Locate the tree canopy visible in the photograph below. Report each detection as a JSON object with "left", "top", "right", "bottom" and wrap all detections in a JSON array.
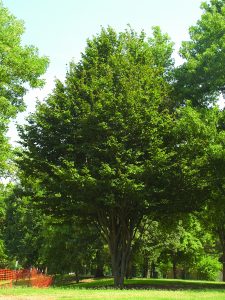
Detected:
[
  {"left": 17, "top": 22, "right": 220, "bottom": 286},
  {"left": 3, "top": 0, "right": 225, "bottom": 288},
  {"left": 18, "top": 26, "right": 179, "bottom": 287}
]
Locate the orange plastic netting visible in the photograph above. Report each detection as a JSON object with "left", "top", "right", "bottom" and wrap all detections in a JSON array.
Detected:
[{"left": 0, "top": 268, "right": 53, "bottom": 288}]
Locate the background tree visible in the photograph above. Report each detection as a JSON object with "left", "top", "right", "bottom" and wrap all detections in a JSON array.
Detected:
[
  {"left": 198, "top": 108, "right": 225, "bottom": 281},
  {"left": 131, "top": 219, "right": 163, "bottom": 279},
  {"left": 174, "top": 0, "right": 225, "bottom": 107},
  {"left": 0, "top": 183, "right": 9, "bottom": 267},
  {"left": 40, "top": 220, "right": 105, "bottom": 281},
  {"left": 4, "top": 185, "right": 45, "bottom": 268},
  {"left": 0, "top": 1, "right": 48, "bottom": 177},
  {"left": 129, "top": 213, "right": 218, "bottom": 280},
  {"left": 171, "top": 0, "right": 225, "bottom": 278},
  {"left": 158, "top": 214, "right": 217, "bottom": 280}
]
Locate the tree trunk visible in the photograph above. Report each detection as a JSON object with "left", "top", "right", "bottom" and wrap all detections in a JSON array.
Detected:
[
  {"left": 181, "top": 269, "right": 186, "bottom": 280},
  {"left": 217, "top": 227, "right": 225, "bottom": 282},
  {"left": 142, "top": 255, "right": 149, "bottom": 278},
  {"left": 110, "top": 244, "right": 130, "bottom": 288},
  {"left": 75, "top": 271, "right": 79, "bottom": 283},
  {"left": 95, "top": 265, "right": 104, "bottom": 278},
  {"left": 97, "top": 210, "right": 139, "bottom": 288},
  {"left": 151, "top": 262, "right": 157, "bottom": 278},
  {"left": 108, "top": 221, "right": 133, "bottom": 288},
  {"left": 222, "top": 245, "right": 225, "bottom": 282},
  {"left": 172, "top": 261, "right": 177, "bottom": 279},
  {"left": 125, "top": 259, "right": 132, "bottom": 279},
  {"left": 223, "top": 262, "right": 225, "bottom": 282},
  {"left": 94, "top": 249, "right": 104, "bottom": 278}
]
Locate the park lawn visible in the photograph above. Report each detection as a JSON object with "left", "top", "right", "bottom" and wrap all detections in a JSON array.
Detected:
[
  {"left": 1, "top": 287, "right": 225, "bottom": 300},
  {"left": 1, "top": 278, "right": 225, "bottom": 299},
  {"left": 54, "top": 276, "right": 225, "bottom": 289}
]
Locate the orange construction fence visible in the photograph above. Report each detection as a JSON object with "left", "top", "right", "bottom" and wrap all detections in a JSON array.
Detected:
[{"left": 0, "top": 268, "right": 53, "bottom": 288}]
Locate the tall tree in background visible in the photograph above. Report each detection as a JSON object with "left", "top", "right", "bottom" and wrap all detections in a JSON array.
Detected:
[
  {"left": 40, "top": 220, "right": 104, "bottom": 280},
  {"left": 0, "top": 1, "right": 48, "bottom": 176},
  {"left": 0, "top": 2, "right": 48, "bottom": 266},
  {"left": 173, "top": 0, "right": 225, "bottom": 279},
  {"left": 174, "top": 0, "right": 225, "bottom": 107},
  {"left": 4, "top": 185, "right": 45, "bottom": 268},
  {"left": 200, "top": 108, "right": 225, "bottom": 281},
  {"left": 0, "top": 184, "right": 9, "bottom": 267}
]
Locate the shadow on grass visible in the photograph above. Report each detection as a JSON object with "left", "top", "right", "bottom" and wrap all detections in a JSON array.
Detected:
[{"left": 53, "top": 276, "right": 225, "bottom": 290}]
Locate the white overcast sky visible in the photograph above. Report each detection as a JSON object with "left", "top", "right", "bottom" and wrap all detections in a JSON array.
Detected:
[{"left": 3, "top": 0, "right": 206, "bottom": 144}]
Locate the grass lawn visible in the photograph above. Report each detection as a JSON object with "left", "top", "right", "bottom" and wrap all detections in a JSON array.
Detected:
[
  {"left": 1, "top": 278, "right": 225, "bottom": 300},
  {"left": 79, "top": 277, "right": 225, "bottom": 289},
  {"left": 1, "top": 287, "right": 225, "bottom": 300}
]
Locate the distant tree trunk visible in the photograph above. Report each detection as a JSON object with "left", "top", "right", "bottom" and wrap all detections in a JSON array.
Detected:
[
  {"left": 181, "top": 269, "right": 186, "bottom": 280},
  {"left": 75, "top": 271, "right": 79, "bottom": 283},
  {"left": 126, "top": 259, "right": 132, "bottom": 279},
  {"left": 94, "top": 265, "right": 104, "bottom": 278},
  {"left": 142, "top": 255, "right": 149, "bottom": 278},
  {"left": 94, "top": 249, "right": 104, "bottom": 278},
  {"left": 172, "top": 261, "right": 177, "bottom": 279},
  {"left": 151, "top": 262, "right": 157, "bottom": 278},
  {"left": 217, "top": 227, "right": 225, "bottom": 282},
  {"left": 223, "top": 262, "right": 225, "bottom": 282},
  {"left": 221, "top": 245, "right": 225, "bottom": 282}
]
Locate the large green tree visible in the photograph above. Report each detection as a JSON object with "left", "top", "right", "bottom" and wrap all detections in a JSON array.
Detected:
[
  {"left": 18, "top": 26, "right": 177, "bottom": 287},
  {"left": 18, "top": 26, "right": 213, "bottom": 287}
]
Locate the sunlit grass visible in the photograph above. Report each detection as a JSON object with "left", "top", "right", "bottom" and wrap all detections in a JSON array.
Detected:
[
  {"left": 1, "top": 287, "right": 225, "bottom": 300},
  {"left": 1, "top": 278, "right": 225, "bottom": 300}
]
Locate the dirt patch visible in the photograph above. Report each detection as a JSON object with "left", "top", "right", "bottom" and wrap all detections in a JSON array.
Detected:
[{"left": 80, "top": 278, "right": 96, "bottom": 283}]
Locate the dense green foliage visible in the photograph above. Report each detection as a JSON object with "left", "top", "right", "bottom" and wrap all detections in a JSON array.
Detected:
[
  {"left": 18, "top": 26, "right": 178, "bottom": 287},
  {"left": 0, "top": 1, "right": 48, "bottom": 268},
  {"left": 4, "top": 186, "right": 44, "bottom": 268},
  {"left": 16, "top": 23, "right": 220, "bottom": 286},
  {"left": 174, "top": 0, "right": 225, "bottom": 106},
  {"left": 1, "top": 0, "right": 225, "bottom": 288},
  {"left": 0, "top": 1, "right": 48, "bottom": 174}
]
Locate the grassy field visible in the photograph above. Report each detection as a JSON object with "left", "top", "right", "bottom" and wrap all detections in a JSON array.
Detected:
[
  {"left": 1, "top": 287, "right": 225, "bottom": 300},
  {"left": 1, "top": 278, "right": 225, "bottom": 300}
]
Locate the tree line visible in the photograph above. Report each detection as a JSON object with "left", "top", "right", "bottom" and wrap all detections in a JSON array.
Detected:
[{"left": 0, "top": 0, "right": 225, "bottom": 288}]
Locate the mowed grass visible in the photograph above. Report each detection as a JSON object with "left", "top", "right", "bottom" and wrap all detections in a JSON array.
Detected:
[
  {"left": 1, "top": 287, "right": 225, "bottom": 300},
  {"left": 77, "top": 277, "right": 225, "bottom": 289},
  {"left": 1, "top": 278, "right": 225, "bottom": 300},
  {"left": 54, "top": 276, "right": 225, "bottom": 289}
]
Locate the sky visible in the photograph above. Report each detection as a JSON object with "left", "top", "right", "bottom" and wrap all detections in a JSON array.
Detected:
[{"left": 4, "top": 0, "right": 204, "bottom": 144}]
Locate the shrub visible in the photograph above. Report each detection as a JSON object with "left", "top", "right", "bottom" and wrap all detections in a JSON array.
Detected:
[{"left": 196, "top": 255, "right": 221, "bottom": 281}]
